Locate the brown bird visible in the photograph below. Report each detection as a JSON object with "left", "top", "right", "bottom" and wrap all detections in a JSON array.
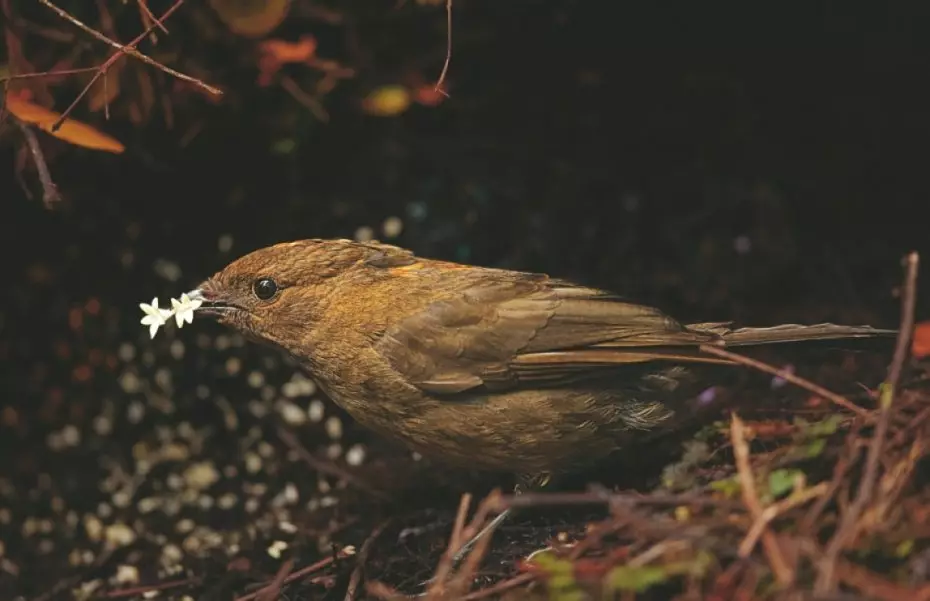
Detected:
[{"left": 194, "top": 238, "right": 894, "bottom": 491}]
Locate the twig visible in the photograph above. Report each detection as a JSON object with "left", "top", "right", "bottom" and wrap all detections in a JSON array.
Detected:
[
  {"left": 137, "top": 0, "right": 169, "bottom": 36},
  {"left": 276, "top": 426, "right": 389, "bottom": 499},
  {"left": 432, "top": 0, "right": 452, "bottom": 96},
  {"left": 816, "top": 252, "right": 920, "bottom": 592},
  {"left": 460, "top": 573, "right": 535, "bottom": 600},
  {"left": 700, "top": 344, "right": 872, "bottom": 419},
  {"left": 344, "top": 518, "right": 394, "bottom": 601},
  {"left": 426, "top": 493, "right": 472, "bottom": 594},
  {"left": 47, "top": 0, "right": 206, "bottom": 131},
  {"left": 836, "top": 559, "right": 930, "bottom": 601},
  {"left": 104, "top": 577, "right": 200, "bottom": 598},
  {"left": 730, "top": 413, "right": 793, "bottom": 586},
  {"left": 280, "top": 75, "right": 330, "bottom": 123},
  {"left": 256, "top": 558, "right": 294, "bottom": 601},
  {"left": 0, "top": 67, "right": 99, "bottom": 82},
  {"left": 493, "top": 489, "right": 743, "bottom": 511},
  {"left": 12, "top": 116, "right": 62, "bottom": 208},
  {"left": 37, "top": 0, "right": 220, "bottom": 130},
  {"left": 738, "top": 482, "right": 828, "bottom": 556},
  {"left": 233, "top": 549, "right": 354, "bottom": 601}
]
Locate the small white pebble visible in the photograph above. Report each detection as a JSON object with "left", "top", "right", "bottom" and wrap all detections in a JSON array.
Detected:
[
  {"left": 308, "top": 400, "right": 325, "bottom": 422},
  {"left": 183, "top": 462, "right": 220, "bottom": 491},
  {"left": 345, "top": 445, "right": 365, "bottom": 466},
  {"left": 225, "top": 357, "right": 242, "bottom": 375},
  {"left": 247, "top": 371, "right": 265, "bottom": 388},
  {"left": 325, "top": 416, "right": 343, "bottom": 439},
  {"left": 267, "top": 540, "right": 288, "bottom": 559},
  {"left": 170, "top": 340, "right": 185, "bottom": 360},
  {"left": 278, "top": 401, "right": 307, "bottom": 425},
  {"left": 245, "top": 453, "right": 262, "bottom": 474},
  {"left": 382, "top": 216, "right": 403, "bottom": 238},
  {"left": 126, "top": 401, "right": 145, "bottom": 424},
  {"left": 325, "top": 443, "right": 343, "bottom": 459},
  {"left": 176, "top": 519, "right": 195, "bottom": 534},
  {"left": 354, "top": 226, "right": 375, "bottom": 242},
  {"left": 115, "top": 564, "right": 140, "bottom": 584},
  {"left": 93, "top": 415, "right": 113, "bottom": 436},
  {"left": 61, "top": 425, "right": 81, "bottom": 446},
  {"left": 117, "top": 343, "right": 136, "bottom": 362},
  {"left": 119, "top": 372, "right": 141, "bottom": 394},
  {"left": 279, "top": 521, "right": 298, "bottom": 534},
  {"left": 104, "top": 523, "right": 137, "bottom": 547}
]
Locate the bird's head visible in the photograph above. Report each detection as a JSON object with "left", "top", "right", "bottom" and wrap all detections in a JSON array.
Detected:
[{"left": 192, "top": 238, "right": 416, "bottom": 350}]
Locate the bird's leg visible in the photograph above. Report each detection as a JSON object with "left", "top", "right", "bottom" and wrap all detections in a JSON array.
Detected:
[
  {"left": 415, "top": 473, "right": 550, "bottom": 593},
  {"left": 450, "top": 472, "right": 549, "bottom": 562}
]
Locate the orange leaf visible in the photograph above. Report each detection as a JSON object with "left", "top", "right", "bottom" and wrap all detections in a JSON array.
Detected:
[
  {"left": 257, "top": 35, "right": 317, "bottom": 86},
  {"left": 5, "top": 93, "right": 125, "bottom": 154},
  {"left": 912, "top": 321, "right": 930, "bottom": 359},
  {"left": 361, "top": 85, "right": 411, "bottom": 117},
  {"left": 412, "top": 85, "right": 446, "bottom": 107}
]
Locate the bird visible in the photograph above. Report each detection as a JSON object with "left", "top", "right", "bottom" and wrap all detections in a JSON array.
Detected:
[{"left": 193, "top": 238, "right": 894, "bottom": 493}]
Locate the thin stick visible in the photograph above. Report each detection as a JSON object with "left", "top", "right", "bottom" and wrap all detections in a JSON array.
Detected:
[
  {"left": 432, "top": 0, "right": 452, "bottom": 96},
  {"left": 103, "top": 577, "right": 200, "bottom": 598},
  {"left": 427, "top": 493, "right": 472, "bottom": 593},
  {"left": 738, "top": 482, "right": 828, "bottom": 556},
  {"left": 38, "top": 0, "right": 220, "bottom": 98},
  {"left": 730, "top": 413, "right": 793, "bottom": 586},
  {"left": 233, "top": 549, "right": 354, "bottom": 601},
  {"left": 0, "top": 67, "right": 99, "bottom": 82},
  {"left": 12, "top": 117, "right": 62, "bottom": 208},
  {"left": 816, "top": 251, "right": 920, "bottom": 592},
  {"left": 256, "top": 558, "right": 294, "bottom": 601},
  {"left": 700, "top": 344, "right": 872, "bottom": 419},
  {"left": 344, "top": 519, "right": 393, "bottom": 601}
]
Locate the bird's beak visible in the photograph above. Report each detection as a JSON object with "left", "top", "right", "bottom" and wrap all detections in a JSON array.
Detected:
[{"left": 190, "top": 280, "right": 238, "bottom": 318}]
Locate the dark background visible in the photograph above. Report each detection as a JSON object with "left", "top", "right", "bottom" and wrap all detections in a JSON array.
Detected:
[{"left": 2, "top": 0, "right": 930, "bottom": 597}]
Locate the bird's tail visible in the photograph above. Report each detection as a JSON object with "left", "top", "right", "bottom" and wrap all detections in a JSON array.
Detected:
[{"left": 687, "top": 322, "right": 897, "bottom": 347}]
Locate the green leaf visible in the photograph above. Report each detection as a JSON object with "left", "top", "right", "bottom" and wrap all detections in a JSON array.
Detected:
[
  {"left": 709, "top": 476, "right": 741, "bottom": 497},
  {"left": 606, "top": 565, "right": 669, "bottom": 592},
  {"left": 768, "top": 469, "right": 801, "bottom": 498}
]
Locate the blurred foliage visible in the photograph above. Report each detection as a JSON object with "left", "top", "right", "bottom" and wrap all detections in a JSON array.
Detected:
[{"left": 1, "top": 0, "right": 450, "bottom": 177}]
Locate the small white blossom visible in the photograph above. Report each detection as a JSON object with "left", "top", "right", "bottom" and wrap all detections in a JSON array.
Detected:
[
  {"left": 139, "top": 298, "right": 171, "bottom": 339},
  {"left": 140, "top": 290, "right": 205, "bottom": 338},
  {"left": 170, "top": 293, "right": 203, "bottom": 328}
]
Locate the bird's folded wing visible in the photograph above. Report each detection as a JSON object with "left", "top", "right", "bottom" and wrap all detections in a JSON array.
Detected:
[{"left": 373, "top": 281, "right": 724, "bottom": 395}]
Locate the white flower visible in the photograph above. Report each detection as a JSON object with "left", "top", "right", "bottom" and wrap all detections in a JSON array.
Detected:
[
  {"left": 170, "top": 293, "right": 203, "bottom": 328},
  {"left": 139, "top": 297, "right": 170, "bottom": 339}
]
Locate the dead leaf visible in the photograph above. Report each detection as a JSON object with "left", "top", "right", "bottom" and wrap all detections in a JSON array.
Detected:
[
  {"left": 5, "top": 92, "right": 125, "bottom": 154},
  {"left": 87, "top": 64, "right": 123, "bottom": 113},
  {"left": 413, "top": 84, "right": 446, "bottom": 107},
  {"left": 912, "top": 321, "right": 930, "bottom": 359},
  {"left": 209, "top": 0, "right": 291, "bottom": 38},
  {"left": 257, "top": 35, "right": 317, "bottom": 86},
  {"left": 361, "top": 85, "right": 411, "bottom": 117}
]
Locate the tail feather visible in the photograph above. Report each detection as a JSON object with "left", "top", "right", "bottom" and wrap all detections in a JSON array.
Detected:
[{"left": 689, "top": 322, "right": 897, "bottom": 347}]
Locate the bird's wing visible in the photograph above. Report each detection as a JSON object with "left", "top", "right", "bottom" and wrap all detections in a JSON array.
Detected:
[{"left": 372, "top": 278, "right": 725, "bottom": 395}]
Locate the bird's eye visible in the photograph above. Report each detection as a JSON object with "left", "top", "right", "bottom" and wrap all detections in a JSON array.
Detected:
[{"left": 253, "top": 277, "right": 278, "bottom": 300}]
